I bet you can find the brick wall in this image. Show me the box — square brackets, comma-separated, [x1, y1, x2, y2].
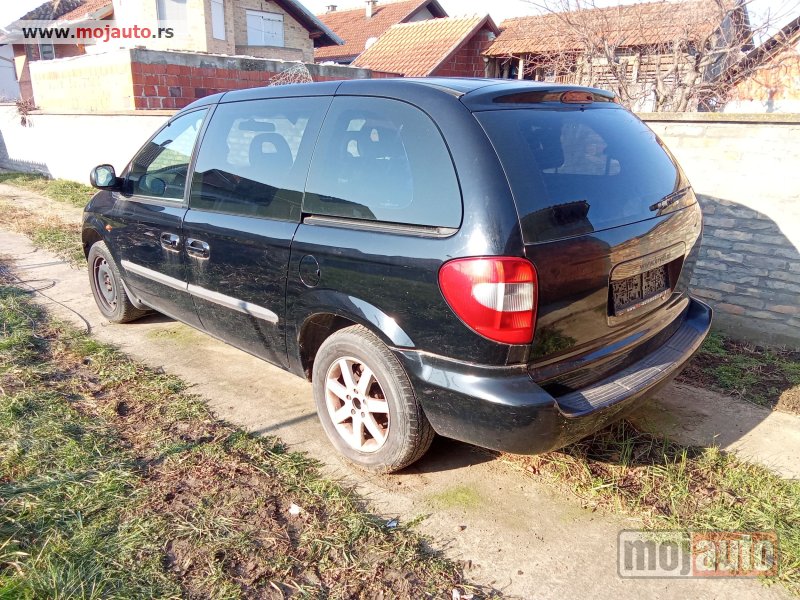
[129, 49, 397, 110]
[27, 48, 398, 112]
[725, 39, 800, 113]
[642, 113, 800, 346]
[433, 27, 494, 78]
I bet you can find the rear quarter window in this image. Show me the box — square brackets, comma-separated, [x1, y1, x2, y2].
[476, 107, 685, 243]
[303, 97, 462, 229]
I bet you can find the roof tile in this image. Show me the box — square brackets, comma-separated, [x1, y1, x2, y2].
[316, 0, 438, 61]
[485, 0, 738, 56]
[58, 0, 113, 22]
[352, 15, 494, 76]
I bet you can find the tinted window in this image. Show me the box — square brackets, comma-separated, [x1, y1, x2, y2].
[189, 97, 329, 221]
[477, 107, 685, 242]
[304, 97, 462, 228]
[128, 109, 206, 200]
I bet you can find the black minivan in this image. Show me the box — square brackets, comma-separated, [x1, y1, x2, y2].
[84, 78, 711, 472]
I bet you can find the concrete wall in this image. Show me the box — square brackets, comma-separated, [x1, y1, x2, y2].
[0, 104, 170, 181]
[29, 50, 137, 112]
[641, 112, 800, 346]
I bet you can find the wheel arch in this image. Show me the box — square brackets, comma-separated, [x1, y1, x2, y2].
[81, 221, 105, 259]
[291, 294, 415, 381]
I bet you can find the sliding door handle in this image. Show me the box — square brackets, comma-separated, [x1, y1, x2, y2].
[160, 232, 181, 252]
[185, 238, 210, 259]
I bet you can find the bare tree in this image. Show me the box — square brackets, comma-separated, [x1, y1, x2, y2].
[495, 0, 799, 111]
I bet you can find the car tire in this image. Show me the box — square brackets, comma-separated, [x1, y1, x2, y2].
[87, 241, 148, 324]
[312, 325, 434, 473]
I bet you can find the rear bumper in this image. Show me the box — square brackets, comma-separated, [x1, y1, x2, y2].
[395, 298, 712, 454]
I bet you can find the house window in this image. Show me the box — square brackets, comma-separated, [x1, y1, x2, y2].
[246, 10, 284, 47]
[211, 0, 225, 40]
[156, 0, 187, 21]
[38, 43, 55, 61]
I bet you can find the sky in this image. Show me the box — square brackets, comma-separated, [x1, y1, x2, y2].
[1, 0, 798, 34]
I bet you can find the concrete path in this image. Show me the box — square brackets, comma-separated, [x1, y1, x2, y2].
[0, 190, 796, 598]
[634, 384, 800, 479]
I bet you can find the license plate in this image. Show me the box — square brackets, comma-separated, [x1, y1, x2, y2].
[611, 265, 669, 315]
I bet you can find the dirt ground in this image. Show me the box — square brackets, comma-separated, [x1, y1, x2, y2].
[0, 185, 797, 598]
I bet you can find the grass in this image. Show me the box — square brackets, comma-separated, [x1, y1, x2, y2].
[0, 172, 94, 208]
[505, 421, 800, 595]
[679, 331, 800, 413]
[0, 200, 84, 266]
[0, 275, 482, 599]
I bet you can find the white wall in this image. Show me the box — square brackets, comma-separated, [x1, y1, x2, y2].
[0, 104, 170, 182]
[0, 46, 20, 102]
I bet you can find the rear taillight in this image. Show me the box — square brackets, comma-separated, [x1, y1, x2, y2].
[438, 257, 538, 345]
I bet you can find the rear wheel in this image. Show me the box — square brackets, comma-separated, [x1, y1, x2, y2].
[87, 242, 148, 323]
[312, 325, 434, 473]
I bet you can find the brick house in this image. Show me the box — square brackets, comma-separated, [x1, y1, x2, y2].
[4, 0, 344, 106]
[112, 0, 342, 62]
[7, 0, 112, 101]
[483, 0, 751, 111]
[725, 15, 800, 113]
[315, 0, 448, 64]
[351, 15, 499, 78]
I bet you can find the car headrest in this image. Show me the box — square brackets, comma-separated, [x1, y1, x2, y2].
[248, 133, 293, 173]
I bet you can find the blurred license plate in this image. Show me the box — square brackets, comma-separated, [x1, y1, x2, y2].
[611, 265, 669, 315]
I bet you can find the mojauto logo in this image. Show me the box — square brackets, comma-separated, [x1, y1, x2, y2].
[618, 530, 779, 578]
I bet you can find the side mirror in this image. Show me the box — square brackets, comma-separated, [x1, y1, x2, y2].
[90, 164, 120, 190]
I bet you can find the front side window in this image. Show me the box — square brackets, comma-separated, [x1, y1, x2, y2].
[304, 97, 462, 228]
[127, 109, 206, 200]
[189, 97, 328, 221]
[246, 10, 284, 47]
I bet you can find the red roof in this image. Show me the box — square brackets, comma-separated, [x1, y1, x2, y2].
[57, 0, 113, 22]
[353, 15, 498, 76]
[485, 0, 740, 56]
[315, 0, 447, 62]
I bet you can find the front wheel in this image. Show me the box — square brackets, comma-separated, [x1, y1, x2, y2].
[312, 325, 434, 473]
[87, 241, 148, 324]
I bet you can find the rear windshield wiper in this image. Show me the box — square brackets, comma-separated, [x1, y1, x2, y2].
[650, 187, 691, 212]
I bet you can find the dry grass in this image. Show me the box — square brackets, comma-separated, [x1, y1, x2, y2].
[0, 200, 84, 266]
[679, 331, 800, 414]
[504, 420, 800, 595]
[0, 275, 487, 598]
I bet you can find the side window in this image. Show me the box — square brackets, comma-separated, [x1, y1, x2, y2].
[127, 109, 206, 200]
[189, 97, 329, 221]
[304, 97, 462, 228]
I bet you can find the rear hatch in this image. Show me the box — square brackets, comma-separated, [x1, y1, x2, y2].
[474, 93, 702, 393]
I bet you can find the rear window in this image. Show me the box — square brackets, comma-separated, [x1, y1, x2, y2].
[476, 107, 684, 243]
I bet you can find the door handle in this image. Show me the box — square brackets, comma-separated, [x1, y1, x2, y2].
[186, 238, 210, 259]
[160, 232, 181, 252]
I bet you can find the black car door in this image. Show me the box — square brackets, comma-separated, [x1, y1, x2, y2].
[182, 96, 331, 368]
[107, 108, 208, 327]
